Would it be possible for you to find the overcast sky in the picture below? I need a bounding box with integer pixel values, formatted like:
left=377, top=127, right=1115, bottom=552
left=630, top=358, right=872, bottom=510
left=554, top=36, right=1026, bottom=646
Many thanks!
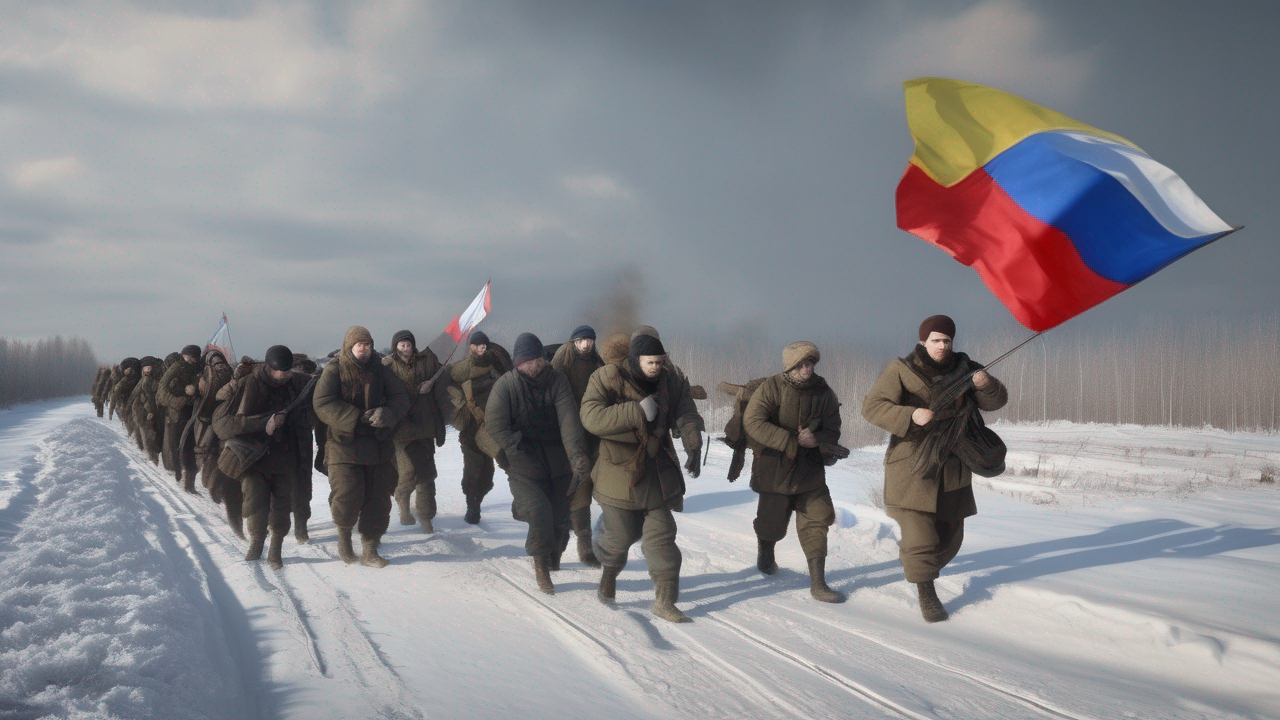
left=1, top=0, right=1274, bottom=361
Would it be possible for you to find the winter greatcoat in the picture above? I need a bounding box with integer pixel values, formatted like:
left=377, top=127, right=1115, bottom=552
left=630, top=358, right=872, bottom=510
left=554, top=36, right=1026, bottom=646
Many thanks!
left=485, top=367, right=590, bottom=482
left=580, top=363, right=702, bottom=511
left=861, top=348, right=1007, bottom=515
left=743, top=373, right=842, bottom=496
left=312, top=348, right=409, bottom=467
left=383, top=348, right=453, bottom=446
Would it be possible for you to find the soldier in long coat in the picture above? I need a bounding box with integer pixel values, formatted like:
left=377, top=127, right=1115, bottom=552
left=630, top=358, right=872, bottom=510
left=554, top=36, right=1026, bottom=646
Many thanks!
left=91, top=367, right=111, bottom=417
left=312, top=326, right=409, bottom=568
left=446, top=331, right=509, bottom=524
left=861, top=315, right=1008, bottom=622
left=109, top=357, right=141, bottom=429
left=157, top=345, right=204, bottom=491
left=197, top=351, right=240, bottom=534
left=214, top=346, right=313, bottom=568
left=290, top=354, right=319, bottom=544
left=487, top=333, right=593, bottom=593
left=131, top=357, right=165, bottom=463
left=550, top=325, right=605, bottom=566
left=580, top=333, right=703, bottom=623
left=384, top=330, right=454, bottom=534
left=743, top=341, right=845, bottom=602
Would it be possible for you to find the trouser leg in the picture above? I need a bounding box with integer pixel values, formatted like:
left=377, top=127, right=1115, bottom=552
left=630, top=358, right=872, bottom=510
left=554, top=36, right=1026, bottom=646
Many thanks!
left=887, top=507, right=965, bottom=583
left=327, top=463, right=365, bottom=530
left=266, top=472, right=294, bottom=535
left=393, top=440, right=417, bottom=515
left=753, top=491, right=794, bottom=544
left=509, top=477, right=556, bottom=557
left=794, top=487, right=836, bottom=560
left=639, top=506, right=681, bottom=584
left=460, top=440, right=495, bottom=500
left=596, top=504, right=645, bottom=570
left=355, top=462, right=395, bottom=538
left=411, top=443, right=438, bottom=521
left=292, top=466, right=313, bottom=522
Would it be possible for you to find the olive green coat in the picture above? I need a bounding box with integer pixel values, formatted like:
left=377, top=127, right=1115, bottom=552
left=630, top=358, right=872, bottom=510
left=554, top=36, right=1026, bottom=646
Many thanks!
left=312, top=353, right=410, bottom=466
left=743, top=373, right=842, bottom=495
left=861, top=352, right=1007, bottom=514
left=157, top=358, right=202, bottom=423
left=580, top=363, right=702, bottom=510
left=485, top=367, right=589, bottom=480
left=383, top=349, right=453, bottom=445
left=550, top=342, right=604, bottom=406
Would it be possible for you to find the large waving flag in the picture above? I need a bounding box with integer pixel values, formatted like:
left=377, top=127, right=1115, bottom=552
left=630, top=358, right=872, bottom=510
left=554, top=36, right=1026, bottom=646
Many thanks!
left=895, top=78, right=1237, bottom=332
left=205, top=313, right=235, bottom=361
left=445, top=280, right=492, bottom=343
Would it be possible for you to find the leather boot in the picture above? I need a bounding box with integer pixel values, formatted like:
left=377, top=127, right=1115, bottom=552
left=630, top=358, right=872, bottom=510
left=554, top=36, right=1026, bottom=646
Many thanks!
left=651, top=581, right=691, bottom=623
left=209, top=474, right=224, bottom=505
left=598, top=565, right=622, bottom=604
left=360, top=533, right=390, bottom=568
left=397, top=499, right=415, bottom=526
left=807, top=556, right=846, bottom=603
left=571, top=507, right=601, bottom=567
left=533, top=555, right=554, bottom=595
left=267, top=531, right=285, bottom=569
left=917, top=581, right=949, bottom=623
left=182, top=472, right=199, bottom=495
left=757, top=538, right=778, bottom=575
left=464, top=494, right=482, bottom=524
left=336, top=527, right=357, bottom=564
left=419, top=517, right=434, bottom=534
left=294, top=518, right=310, bottom=544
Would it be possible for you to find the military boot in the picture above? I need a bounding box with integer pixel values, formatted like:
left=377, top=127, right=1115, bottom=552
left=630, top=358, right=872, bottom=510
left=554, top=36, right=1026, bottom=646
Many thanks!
left=209, top=475, right=224, bottom=505
left=549, top=551, right=562, bottom=572
left=757, top=538, right=778, bottom=575
left=598, top=565, right=622, bottom=605
left=464, top=494, right=482, bottom=524
left=533, top=555, right=555, bottom=595
left=244, top=510, right=268, bottom=562
left=419, top=517, right=434, bottom=534
left=360, top=533, right=390, bottom=568
left=416, top=489, right=436, bottom=534
left=807, top=556, right=846, bottom=603
left=571, top=507, right=601, bottom=567
left=336, top=527, right=357, bottom=564
left=651, top=581, right=691, bottom=623
left=227, top=505, right=245, bottom=540
left=294, top=519, right=310, bottom=544
left=267, top=531, right=285, bottom=569
left=182, top=474, right=199, bottom=495
left=397, top=499, right=415, bottom=526
left=917, top=581, right=949, bottom=623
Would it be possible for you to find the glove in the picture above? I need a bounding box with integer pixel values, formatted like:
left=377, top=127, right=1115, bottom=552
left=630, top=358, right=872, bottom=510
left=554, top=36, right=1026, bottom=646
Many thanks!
left=639, top=395, right=658, bottom=422
left=366, top=407, right=393, bottom=428
left=684, top=447, right=701, bottom=478
left=567, top=470, right=590, bottom=498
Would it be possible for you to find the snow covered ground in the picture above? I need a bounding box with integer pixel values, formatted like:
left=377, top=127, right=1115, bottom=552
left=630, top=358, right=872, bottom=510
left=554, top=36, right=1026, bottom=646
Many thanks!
left=2, top=397, right=1279, bottom=719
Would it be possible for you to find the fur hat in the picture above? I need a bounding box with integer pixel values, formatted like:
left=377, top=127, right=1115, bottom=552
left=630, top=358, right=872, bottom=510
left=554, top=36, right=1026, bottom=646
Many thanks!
left=918, top=315, right=956, bottom=341
left=343, top=326, right=374, bottom=355
left=631, top=325, right=661, bottom=341
left=782, top=341, right=820, bottom=372
left=512, top=333, right=544, bottom=366
left=600, top=333, right=630, bottom=365
left=181, top=344, right=202, bottom=359
left=392, top=330, right=415, bottom=349
left=570, top=325, right=596, bottom=341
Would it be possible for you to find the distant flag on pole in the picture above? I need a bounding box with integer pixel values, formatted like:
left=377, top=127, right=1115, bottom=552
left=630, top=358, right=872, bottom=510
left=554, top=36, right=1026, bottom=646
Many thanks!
left=205, top=313, right=236, bottom=362
left=895, top=78, right=1239, bottom=332
left=445, top=280, right=492, bottom=343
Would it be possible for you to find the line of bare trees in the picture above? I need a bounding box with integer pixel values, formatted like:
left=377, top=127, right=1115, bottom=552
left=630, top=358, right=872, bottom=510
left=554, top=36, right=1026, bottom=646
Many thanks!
left=0, top=336, right=100, bottom=409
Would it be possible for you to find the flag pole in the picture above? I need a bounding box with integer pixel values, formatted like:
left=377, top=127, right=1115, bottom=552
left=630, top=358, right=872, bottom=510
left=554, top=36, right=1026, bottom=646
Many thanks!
left=983, top=330, right=1043, bottom=371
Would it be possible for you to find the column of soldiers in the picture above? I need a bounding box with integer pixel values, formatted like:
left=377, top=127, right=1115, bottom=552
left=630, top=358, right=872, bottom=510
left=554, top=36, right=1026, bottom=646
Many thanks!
left=92, top=313, right=1005, bottom=625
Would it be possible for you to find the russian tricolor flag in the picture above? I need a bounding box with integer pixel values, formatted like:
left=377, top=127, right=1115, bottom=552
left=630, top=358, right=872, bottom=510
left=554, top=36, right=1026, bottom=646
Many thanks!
left=896, top=78, right=1237, bottom=332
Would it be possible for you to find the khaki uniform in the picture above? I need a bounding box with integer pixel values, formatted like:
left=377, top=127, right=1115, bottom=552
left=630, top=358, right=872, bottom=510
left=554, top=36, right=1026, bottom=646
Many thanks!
left=446, top=351, right=507, bottom=508
left=383, top=349, right=453, bottom=523
left=157, top=357, right=203, bottom=485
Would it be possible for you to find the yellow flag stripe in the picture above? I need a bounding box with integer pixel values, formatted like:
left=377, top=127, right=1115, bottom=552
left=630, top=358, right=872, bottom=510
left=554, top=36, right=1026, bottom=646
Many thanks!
left=904, top=77, right=1142, bottom=187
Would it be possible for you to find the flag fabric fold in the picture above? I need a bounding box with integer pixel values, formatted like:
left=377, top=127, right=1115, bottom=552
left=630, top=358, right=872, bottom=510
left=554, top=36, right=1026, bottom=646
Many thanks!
left=205, top=313, right=235, bottom=362
left=445, top=281, right=492, bottom=343
left=896, top=77, right=1235, bottom=332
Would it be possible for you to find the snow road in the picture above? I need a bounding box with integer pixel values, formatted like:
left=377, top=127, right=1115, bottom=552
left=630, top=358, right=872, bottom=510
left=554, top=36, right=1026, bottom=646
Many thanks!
left=2, top=398, right=1278, bottom=719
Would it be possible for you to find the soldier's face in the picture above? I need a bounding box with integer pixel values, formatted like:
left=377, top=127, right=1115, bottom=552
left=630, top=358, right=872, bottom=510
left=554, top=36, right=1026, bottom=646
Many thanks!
left=517, top=357, right=546, bottom=377
left=921, top=333, right=953, bottom=362
left=352, top=341, right=373, bottom=361
left=142, top=366, right=154, bottom=376
left=182, top=354, right=197, bottom=364
left=574, top=338, right=595, bottom=354
left=638, top=355, right=664, bottom=379
left=397, top=340, right=414, bottom=358
left=124, top=367, right=134, bottom=375
left=793, top=360, right=815, bottom=381
left=269, top=368, right=293, bottom=383
left=470, top=343, right=488, bottom=357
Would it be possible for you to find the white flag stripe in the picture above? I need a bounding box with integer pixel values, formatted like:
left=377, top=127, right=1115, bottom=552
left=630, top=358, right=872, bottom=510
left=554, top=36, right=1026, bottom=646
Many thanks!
left=1045, top=131, right=1233, bottom=238
left=456, top=283, right=489, bottom=337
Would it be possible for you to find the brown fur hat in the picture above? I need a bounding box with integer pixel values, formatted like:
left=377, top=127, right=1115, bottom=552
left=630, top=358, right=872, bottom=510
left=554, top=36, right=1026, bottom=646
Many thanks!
left=600, top=333, right=631, bottom=365
left=782, top=341, right=820, bottom=372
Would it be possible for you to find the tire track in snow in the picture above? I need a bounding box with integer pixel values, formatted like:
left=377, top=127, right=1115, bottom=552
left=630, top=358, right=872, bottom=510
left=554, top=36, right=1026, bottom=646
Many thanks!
left=767, top=603, right=1097, bottom=720
left=109, top=421, right=427, bottom=720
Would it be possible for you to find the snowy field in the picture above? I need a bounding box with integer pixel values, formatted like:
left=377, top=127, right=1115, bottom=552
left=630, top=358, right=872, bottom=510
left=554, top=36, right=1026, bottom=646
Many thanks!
left=1, top=397, right=1279, bottom=719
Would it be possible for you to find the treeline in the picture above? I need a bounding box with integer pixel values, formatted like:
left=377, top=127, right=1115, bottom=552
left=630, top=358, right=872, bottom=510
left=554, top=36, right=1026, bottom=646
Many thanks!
left=0, top=336, right=101, bottom=409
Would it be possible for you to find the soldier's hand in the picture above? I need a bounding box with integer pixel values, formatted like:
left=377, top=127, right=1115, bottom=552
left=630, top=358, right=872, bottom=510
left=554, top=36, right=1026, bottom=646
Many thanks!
left=265, top=412, right=287, bottom=435
left=973, top=370, right=990, bottom=388
left=419, top=380, right=435, bottom=394
left=639, top=395, right=659, bottom=422
left=912, top=408, right=934, bottom=426
left=683, top=450, right=701, bottom=478
left=367, top=407, right=393, bottom=428
left=359, top=408, right=375, bottom=425
left=185, top=385, right=196, bottom=396
left=797, top=428, right=819, bottom=448
left=146, top=412, right=154, bottom=422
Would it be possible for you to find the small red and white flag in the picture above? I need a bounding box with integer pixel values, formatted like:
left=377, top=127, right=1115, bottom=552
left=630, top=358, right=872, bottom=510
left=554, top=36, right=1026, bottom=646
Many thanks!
left=444, top=281, right=492, bottom=343
left=205, top=313, right=236, bottom=362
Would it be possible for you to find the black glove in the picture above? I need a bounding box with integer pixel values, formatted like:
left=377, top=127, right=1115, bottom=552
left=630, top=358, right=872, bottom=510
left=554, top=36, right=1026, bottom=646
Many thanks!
left=684, top=447, right=701, bottom=478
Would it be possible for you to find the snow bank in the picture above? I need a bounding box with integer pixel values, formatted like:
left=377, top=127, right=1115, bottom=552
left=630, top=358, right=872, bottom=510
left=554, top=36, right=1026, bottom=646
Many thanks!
left=0, top=419, right=245, bottom=720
